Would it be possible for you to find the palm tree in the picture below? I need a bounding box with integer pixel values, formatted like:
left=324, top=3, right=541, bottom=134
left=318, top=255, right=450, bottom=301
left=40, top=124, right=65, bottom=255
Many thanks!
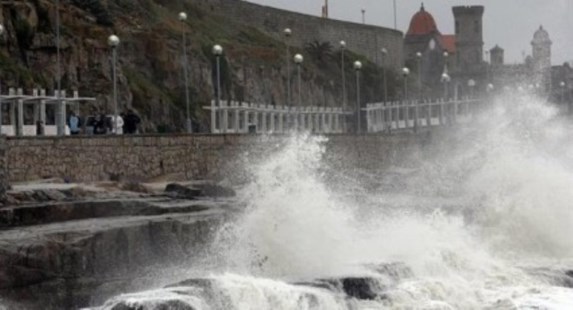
left=304, top=40, right=333, bottom=64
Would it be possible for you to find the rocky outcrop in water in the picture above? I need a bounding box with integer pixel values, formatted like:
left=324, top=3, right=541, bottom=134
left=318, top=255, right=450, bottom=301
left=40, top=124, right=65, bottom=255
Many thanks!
left=0, top=183, right=234, bottom=310
left=92, top=263, right=414, bottom=310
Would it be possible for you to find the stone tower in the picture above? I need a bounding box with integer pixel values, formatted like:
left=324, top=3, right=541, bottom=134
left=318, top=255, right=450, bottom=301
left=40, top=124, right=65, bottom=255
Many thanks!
left=490, top=45, right=504, bottom=67
left=531, top=25, right=552, bottom=88
left=452, top=6, right=484, bottom=74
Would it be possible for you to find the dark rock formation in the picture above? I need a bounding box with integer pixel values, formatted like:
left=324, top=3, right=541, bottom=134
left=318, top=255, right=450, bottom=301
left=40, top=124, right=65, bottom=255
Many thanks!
left=164, top=182, right=235, bottom=199
left=0, top=192, right=230, bottom=310
left=164, top=183, right=202, bottom=199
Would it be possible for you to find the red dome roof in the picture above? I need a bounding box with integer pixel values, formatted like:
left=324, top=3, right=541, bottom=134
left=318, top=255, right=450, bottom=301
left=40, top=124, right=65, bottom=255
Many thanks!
left=407, top=4, right=439, bottom=36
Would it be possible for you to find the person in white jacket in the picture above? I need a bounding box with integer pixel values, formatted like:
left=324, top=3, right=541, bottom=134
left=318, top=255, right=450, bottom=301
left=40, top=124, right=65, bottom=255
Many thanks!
left=110, top=114, right=124, bottom=134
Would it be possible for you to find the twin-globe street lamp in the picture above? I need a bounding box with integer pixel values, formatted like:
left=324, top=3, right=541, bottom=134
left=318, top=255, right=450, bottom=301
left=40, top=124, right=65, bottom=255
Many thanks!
left=354, top=61, right=362, bottom=133
left=178, top=12, right=192, bottom=133
left=108, top=34, right=120, bottom=134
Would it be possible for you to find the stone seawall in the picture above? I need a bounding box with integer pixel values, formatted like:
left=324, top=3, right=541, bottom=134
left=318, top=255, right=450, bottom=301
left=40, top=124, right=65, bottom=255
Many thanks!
left=204, top=0, right=404, bottom=69
left=6, top=134, right=427, bottom=183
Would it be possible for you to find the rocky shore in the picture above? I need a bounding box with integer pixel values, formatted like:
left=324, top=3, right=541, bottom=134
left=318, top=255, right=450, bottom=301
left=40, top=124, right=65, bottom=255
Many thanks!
left=0, top=180, right=237, bottom=310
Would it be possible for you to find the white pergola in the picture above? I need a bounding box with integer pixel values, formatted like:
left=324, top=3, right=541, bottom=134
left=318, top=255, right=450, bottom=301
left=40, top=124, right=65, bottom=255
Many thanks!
left=1, top=88, right=96, bottom=136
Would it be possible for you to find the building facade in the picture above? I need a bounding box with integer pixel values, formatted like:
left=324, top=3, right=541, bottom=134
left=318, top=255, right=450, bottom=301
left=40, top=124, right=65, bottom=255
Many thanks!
left=403, top=4, right=486, bottom=99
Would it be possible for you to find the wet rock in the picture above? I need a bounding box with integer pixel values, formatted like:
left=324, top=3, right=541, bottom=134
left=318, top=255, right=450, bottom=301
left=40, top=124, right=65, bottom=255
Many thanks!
left=566, top=270, right=573, bottom=278
left=121, top=182, right=151, bottom=194
left=194, top=183, right=236, bottom=198
left=340, top=278, right=378, bottom=300
left=164, top=184, right=202, bottom=200
left=109, top=300, right=196, bottom=310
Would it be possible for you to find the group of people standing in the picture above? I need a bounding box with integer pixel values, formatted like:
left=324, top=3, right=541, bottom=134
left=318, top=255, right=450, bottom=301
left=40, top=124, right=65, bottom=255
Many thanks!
left=67, top=109, right=141, bottom=135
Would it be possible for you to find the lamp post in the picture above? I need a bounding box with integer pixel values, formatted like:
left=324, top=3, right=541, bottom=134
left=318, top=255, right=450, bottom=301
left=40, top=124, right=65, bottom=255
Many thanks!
left=416, top=52, right=423, bottom=99
left=178, top=12, right=192, bottom=133
left=354, top=61, right=362, bottom=133
left=284, top=28, right=292, bottom=110
left=441, top=72, right=451, bottom=125
left=340, top=40, right=347, bottom=109
left=0, top=24, right=4, bottom=136
left=56, top=0, right=64, bottom=135
left=213, top=44, right=223, bottom=108
left=468, top=79, right=476, bottom=99
left=294, top=53, right=303, bottom=130
left=402, top=67, right=410, bottom=100
left=443, top=51, right=449, bottom=74
left=560, top=81, right=566, bottom=105
left=381, top=48, right=388, bottom=103
left=441, top=72, right=451, bottom=100
left=487, top=83, right=494, bottom=94
left=108, top=35, right=120, bottom=135
left=212, top=45, right=223, bottom=133
left=402, top=67, right=410, bottom=129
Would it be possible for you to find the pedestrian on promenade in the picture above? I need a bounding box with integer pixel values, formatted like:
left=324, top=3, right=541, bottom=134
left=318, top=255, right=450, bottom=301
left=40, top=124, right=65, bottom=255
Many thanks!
left=68, top=112, right=81, bottom=135
left=111, top=114, right=124, bottom=135
left=123, top=109, right=141, bottom=134
left=93, top=114, right=107, bottom=135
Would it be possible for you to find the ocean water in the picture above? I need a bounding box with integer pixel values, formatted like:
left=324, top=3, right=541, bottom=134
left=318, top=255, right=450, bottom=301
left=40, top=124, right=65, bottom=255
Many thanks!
left=97, top=92, right=573, bottom=309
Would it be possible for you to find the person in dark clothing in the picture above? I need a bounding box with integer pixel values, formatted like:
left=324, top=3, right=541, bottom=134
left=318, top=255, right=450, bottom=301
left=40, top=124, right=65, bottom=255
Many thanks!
left=93, top=114, right=107, bottom=135
left=36, top=120, right=44, bottom=136
left=123, top=109, right=141, bottom=134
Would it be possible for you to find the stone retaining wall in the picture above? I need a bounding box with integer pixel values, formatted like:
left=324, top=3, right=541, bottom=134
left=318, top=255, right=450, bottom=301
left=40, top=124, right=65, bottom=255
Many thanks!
left=203, top=0, right=404, bottom=69
left=5, top=134, right=428, bottom=183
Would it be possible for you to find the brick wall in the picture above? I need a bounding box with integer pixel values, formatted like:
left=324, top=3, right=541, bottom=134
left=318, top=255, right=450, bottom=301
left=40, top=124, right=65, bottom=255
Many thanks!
left=5, top=134, right=427, bottom=183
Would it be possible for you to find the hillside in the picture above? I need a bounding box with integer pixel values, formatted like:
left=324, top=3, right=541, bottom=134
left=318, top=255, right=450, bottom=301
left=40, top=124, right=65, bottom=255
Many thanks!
left=0, top=0, right=399, bottom=132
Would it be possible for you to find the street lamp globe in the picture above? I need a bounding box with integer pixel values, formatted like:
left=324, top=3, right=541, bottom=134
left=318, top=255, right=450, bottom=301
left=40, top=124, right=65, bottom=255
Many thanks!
left=402, top=67, right=410, bottom=77
left=353, top=61, right=362, bottom=71
left=340, top=40, right=346, bottom=49
left=443, top=51, right=449, bottom=58
left=416, top=52, right=422, bottom=58
left=441, top=73, right=450, bottom=83
left=381, top=48, right=388, bottom=55
left=178, top=12, right=188, bottom=22
left=560, top=81, right=566, bottom=87
left=468, top=79, right=476, bottom=87
left=487, top=83, right=494, bottom=92
left=284, top=28, right=292, bottom=37
left=108, top=35, right=120, bottom=47
left=212, top=44, right=223, bottom=56
left=294, top=54, right=304, bottom=64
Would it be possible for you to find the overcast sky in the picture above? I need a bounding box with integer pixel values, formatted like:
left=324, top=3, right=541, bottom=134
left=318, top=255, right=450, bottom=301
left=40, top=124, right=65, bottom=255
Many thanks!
left=247, top=0, right=572, bottom=65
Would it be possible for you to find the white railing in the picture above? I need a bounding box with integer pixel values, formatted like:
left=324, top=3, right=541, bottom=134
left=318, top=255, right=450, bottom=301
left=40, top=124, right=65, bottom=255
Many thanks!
left=364, top=97, right=481, bottom=133
left=205, top=100, right=353, bottom=134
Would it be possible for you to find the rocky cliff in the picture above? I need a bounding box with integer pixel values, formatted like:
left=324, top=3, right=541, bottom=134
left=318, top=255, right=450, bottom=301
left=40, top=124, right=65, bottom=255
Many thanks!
left=0, top=0, right=399, bottom=132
